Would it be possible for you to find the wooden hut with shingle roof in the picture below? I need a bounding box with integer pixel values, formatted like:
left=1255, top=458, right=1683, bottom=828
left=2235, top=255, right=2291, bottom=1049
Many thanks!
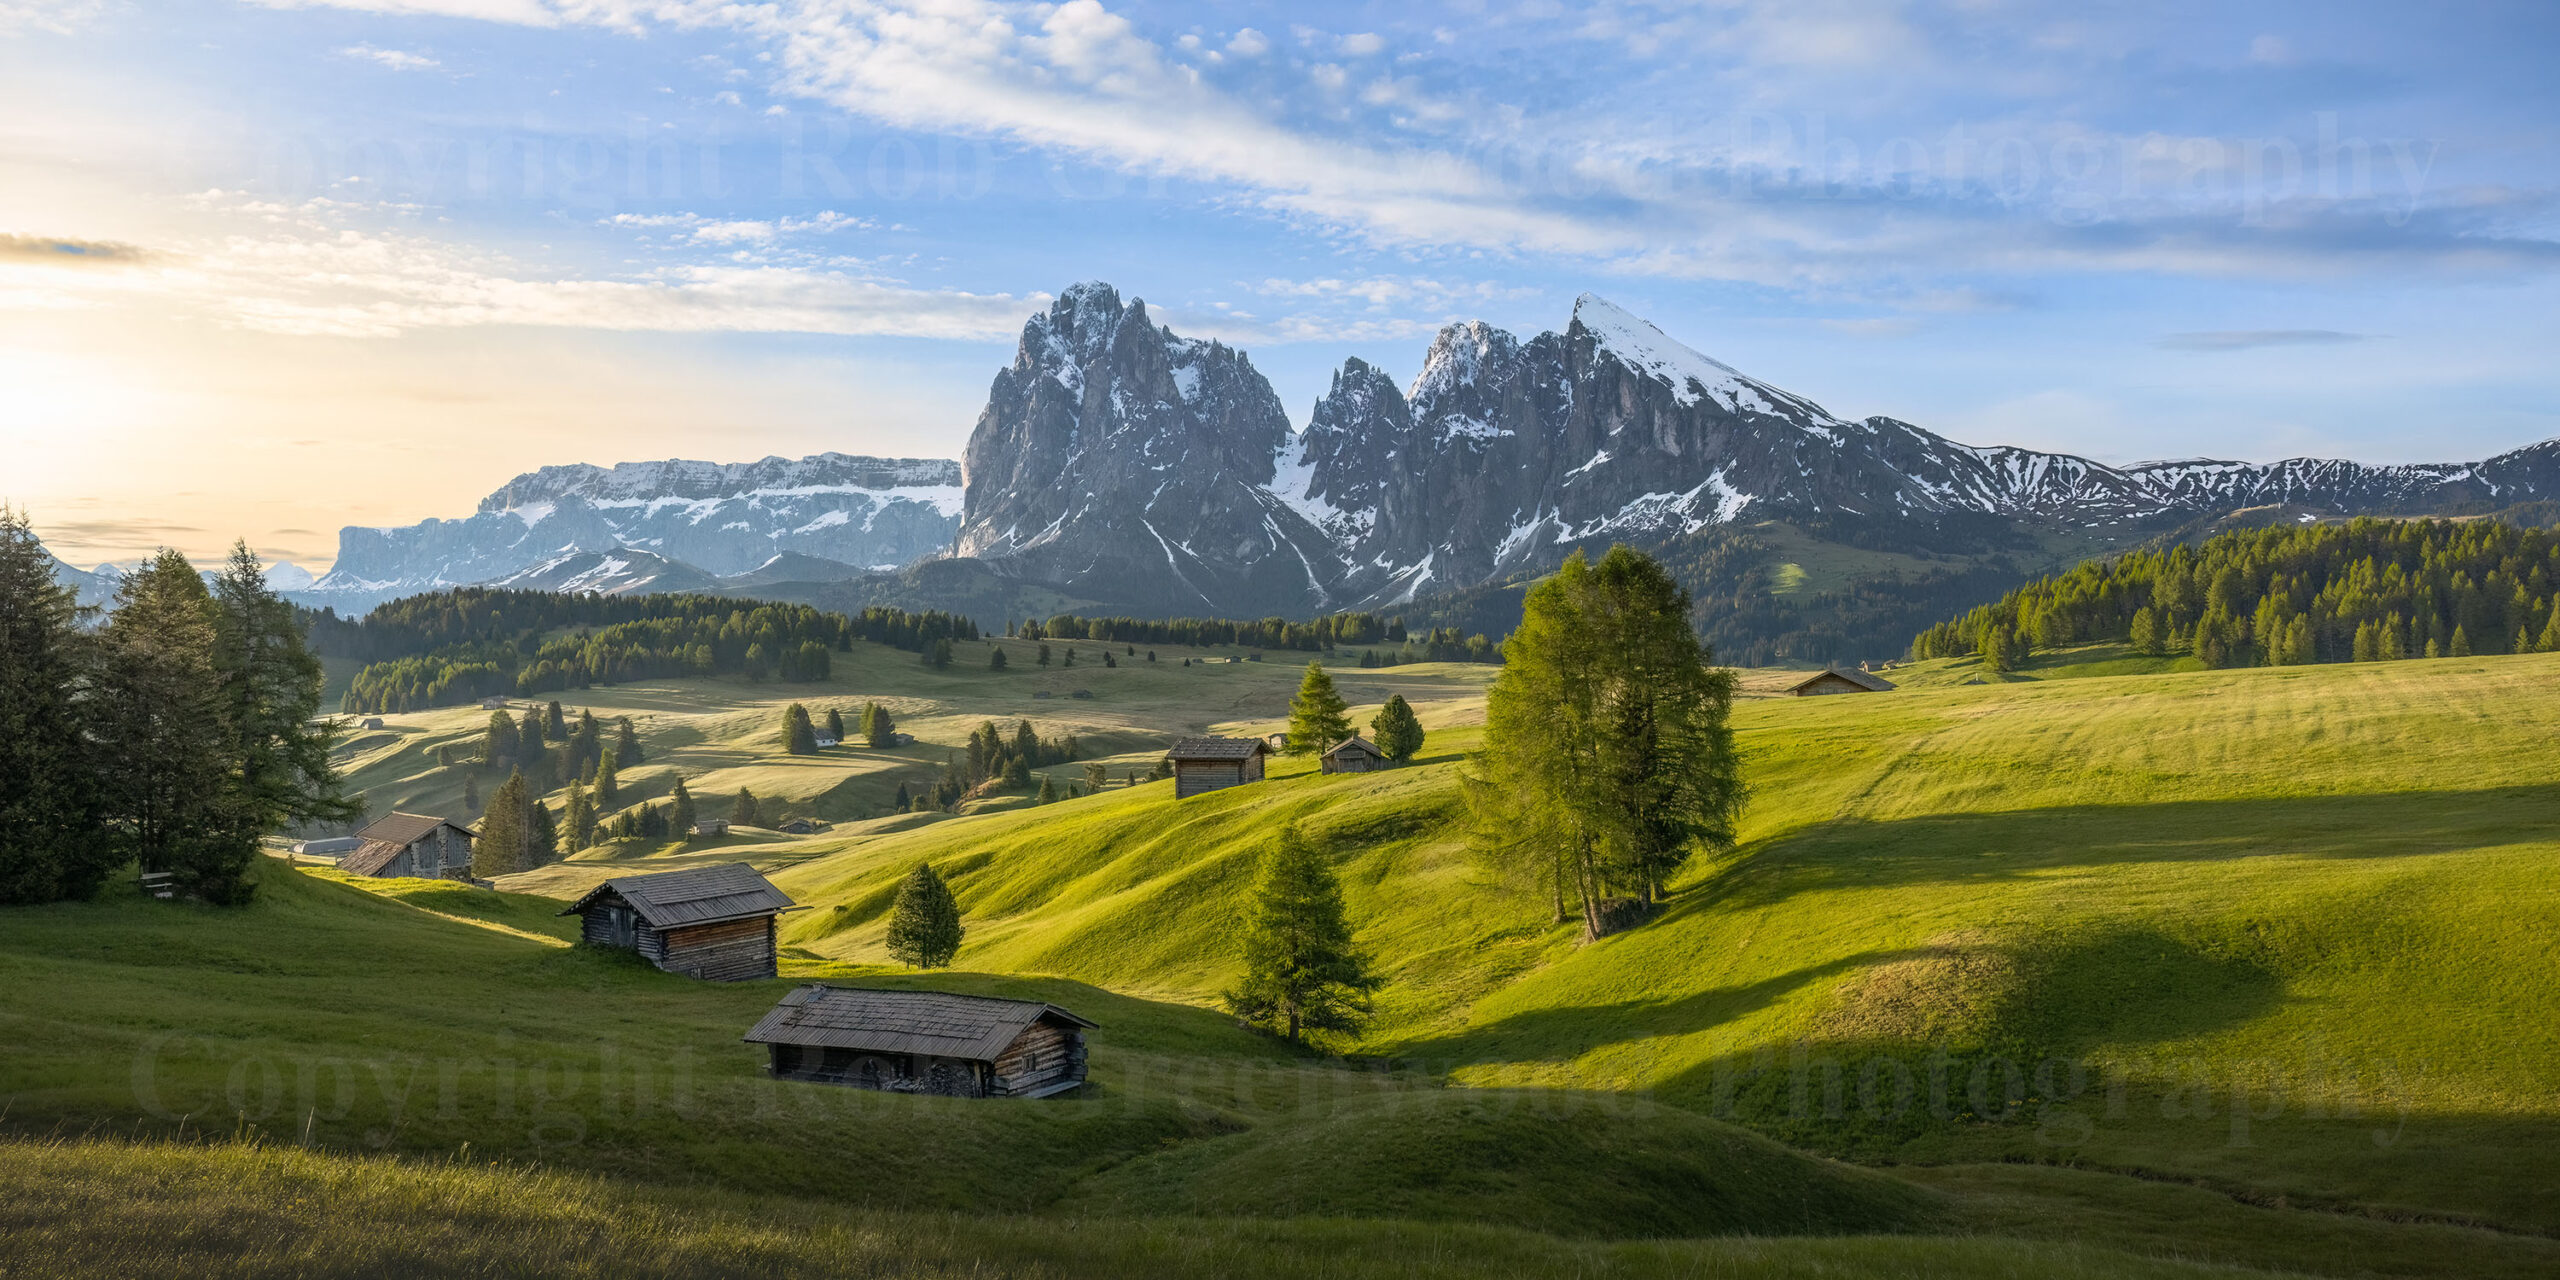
left=1166, top=735, right=1270, bottom=798
left=742, top=984, right=1094, bottom=1098
left=1784, top=667, right=1897, bottom=697
left=1320, top=735, right=1388, bottom=774
left=558, top=863, right=793, bottom=981
left=340, top=812, right=477, bottom=880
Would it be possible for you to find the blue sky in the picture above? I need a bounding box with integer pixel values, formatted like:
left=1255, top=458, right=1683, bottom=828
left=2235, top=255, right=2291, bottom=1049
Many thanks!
left=2, top=0, right=2556, bottom=567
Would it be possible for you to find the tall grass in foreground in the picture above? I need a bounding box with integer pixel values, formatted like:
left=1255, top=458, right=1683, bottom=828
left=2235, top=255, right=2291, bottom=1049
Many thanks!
left=0, top=1136, right=2275, bottom=1280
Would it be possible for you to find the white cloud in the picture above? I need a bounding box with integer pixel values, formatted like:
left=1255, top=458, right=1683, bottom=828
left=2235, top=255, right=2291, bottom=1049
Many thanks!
left=1225, top=26, right=1268, bottom=57
left=340, top=43, right=441, bottom=70
left=0, top=0, right=106, bottom=35
left=1339, top=31, right=1384, bottom=56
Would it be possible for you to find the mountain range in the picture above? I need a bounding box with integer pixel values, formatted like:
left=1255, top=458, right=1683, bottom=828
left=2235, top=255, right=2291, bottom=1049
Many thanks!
left=99, top=281, right=2560, bottom=659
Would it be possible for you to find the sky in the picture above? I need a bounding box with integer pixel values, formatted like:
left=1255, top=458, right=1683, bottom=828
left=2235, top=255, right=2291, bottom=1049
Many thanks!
left=3, top=0, right=2556, bottom=571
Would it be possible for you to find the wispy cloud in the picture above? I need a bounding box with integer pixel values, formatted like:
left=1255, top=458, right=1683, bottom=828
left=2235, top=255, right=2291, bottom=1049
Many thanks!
left=340, top=43, right=441, bottom=71
left=2155, top=329, right=2372, bottom=351
left=0, top=232, right=150, bottom=265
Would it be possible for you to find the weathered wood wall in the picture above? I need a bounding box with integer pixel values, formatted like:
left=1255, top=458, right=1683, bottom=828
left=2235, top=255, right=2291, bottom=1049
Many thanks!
left=654, top=914, right=778, bottom=982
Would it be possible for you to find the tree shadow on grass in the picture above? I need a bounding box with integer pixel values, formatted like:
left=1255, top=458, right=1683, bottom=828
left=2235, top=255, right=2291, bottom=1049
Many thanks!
left=1689, top=782, right=2560, bottom=914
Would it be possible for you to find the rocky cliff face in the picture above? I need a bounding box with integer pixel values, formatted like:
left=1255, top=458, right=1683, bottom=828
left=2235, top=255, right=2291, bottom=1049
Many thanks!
left=955, top=282, right=1344, bottom=615
left=307, top=453, right=962, bottom=608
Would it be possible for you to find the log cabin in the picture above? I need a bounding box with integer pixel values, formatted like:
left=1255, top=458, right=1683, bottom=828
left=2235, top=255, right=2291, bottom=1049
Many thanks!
left=742, top=985, right=1094, bottom=1098
left=1784, top=667, right=1897, bottom=696
left=339, top=813, right=477, bottom=880
left=557, top=863, right=793, bottom=981
left=1320, top=735, right=1388, bottom=774
left=1167, top=736, right=1270, bottom=798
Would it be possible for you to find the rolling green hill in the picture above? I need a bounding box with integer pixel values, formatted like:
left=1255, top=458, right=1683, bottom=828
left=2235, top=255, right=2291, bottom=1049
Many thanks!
left=9, top=642, right=2560, bottom=1276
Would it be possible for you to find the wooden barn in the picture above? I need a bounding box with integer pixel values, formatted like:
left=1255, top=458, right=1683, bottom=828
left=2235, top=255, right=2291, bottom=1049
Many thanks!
left=1167, top=736, right=1270, bottom=798
left=742, top=984, right=1094, bottom=1099
left=557, top=863, right=793, bottom=981
left=1320, top=735, right=1388, bottom=774
left=339, top=813, right=477, bottom=880
left=1785, top=667, right=1897, bottom=697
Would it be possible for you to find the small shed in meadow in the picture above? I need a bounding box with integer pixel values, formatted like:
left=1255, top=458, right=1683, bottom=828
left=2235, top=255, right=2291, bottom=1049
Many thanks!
left=1320, top=735, right=1389, bottom=775
left=1785, top=667, right=1897, bottom=697
left=693, top=818, right=731, bottom=839
left=1167, top=736, right=1269, bottom=798
left=357, top=717, right=386, bottom=730
left=558, top=862, right=793, bottom=981
left=340, top=812, right=478, bottom=880
left=742, top=985, right=1094, bottom=1098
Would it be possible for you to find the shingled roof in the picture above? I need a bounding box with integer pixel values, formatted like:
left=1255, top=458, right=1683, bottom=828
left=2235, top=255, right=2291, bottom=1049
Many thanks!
left=355, top=811, right=474, bottom=848
left=1789, top=667, right=1897, bottom=693
left=1167, top=736, right=1269, bottom=761
left=741, top=985, right=1095, bottom=1062
left=1324, top=735, right=1383, bottom=758
left=558, top=862, right=794, bottom=929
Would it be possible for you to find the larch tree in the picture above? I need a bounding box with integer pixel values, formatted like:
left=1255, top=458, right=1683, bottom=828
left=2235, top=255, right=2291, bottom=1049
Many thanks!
left=1464, top=545, right=1743, bottom=939
left=1223, top=825, right=1376, bottom=1043
left=884, top=862, right=964, bottom=968
left=1285, top=662, right=1351, bottom=755
left=1369, top=694, right=1424, bottom=763
left=563, top=779, right=595, bottom=852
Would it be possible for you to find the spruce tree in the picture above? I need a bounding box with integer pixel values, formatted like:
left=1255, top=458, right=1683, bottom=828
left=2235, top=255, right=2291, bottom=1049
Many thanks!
left=474, top=770, right=527, bottom=877
left=825, top=707, right=845, bottom=741
left=2451, top=624, right=2472, bottom=658
left=616, top=716, right=644, bottom=764
left=733, top=786, right=758, bottom=825
left=783, top=702, right=818, bottom=755
left=563, top=780, right=595, bottom=852
left=1002, top=755, right=1032, bottom=789
left=484, top=710, right=519, bottom=769
left=211, top=542, right=355, bottom=844
left=1035, top=774, right=1058, bottom=804
left=884, top=862, right=964, bottom=968
left=670, top=777, right=697, bottom=836
left=1285, top=661, right=1352, bottom=755
left=1223, top=825, right=1377, bottom=1043
left=526, top=797, right=558, bottom=867
left=95, top=550, right=259, bottom=901
left=1370, top=694, right=1424, bottom=763
left=590, top=748, right=620, bottom=809
left=989, top=646, right=1008, bottom=670
left=519, top=706, right=545, bottom=747
left=892, top=780, right=911, bottom=811
left=545, top=700, right=566, bottom=738
left=0, top=510, right=116, bottom=903
left=865, top=702, right=896, bottom=748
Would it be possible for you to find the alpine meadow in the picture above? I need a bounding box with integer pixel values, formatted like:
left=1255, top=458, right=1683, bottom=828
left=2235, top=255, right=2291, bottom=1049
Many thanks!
left=8, top=3, right=2560, bottom=1278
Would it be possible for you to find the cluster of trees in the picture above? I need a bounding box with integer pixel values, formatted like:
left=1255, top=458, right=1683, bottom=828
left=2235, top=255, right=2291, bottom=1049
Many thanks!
left=332, top=590, right=974, bottom=713
left=1281, top=665, right=1424, bottom=762
left=1466, top=546, right=1744, bottom=940
left=1016, top=611, right=1403, bottom=651
left=1910, top=518, right=2560, bottom=671
left=0, top=516, right=353, bottom=905
left=481, top=703, right=641, bottom=790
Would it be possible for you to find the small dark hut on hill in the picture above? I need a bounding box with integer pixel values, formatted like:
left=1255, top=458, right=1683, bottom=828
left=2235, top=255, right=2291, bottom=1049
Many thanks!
left=1785, top=667, right=1897, bottom=697
left=1320, top=735, right=1388, bottom=775
left=742, top=985, right=1094, bottom=1098
left=341, top=813, right=477, bottom=880
left=1167, top=736, right=1269, bottom=798
left=558, top=863, right=793, bottom=981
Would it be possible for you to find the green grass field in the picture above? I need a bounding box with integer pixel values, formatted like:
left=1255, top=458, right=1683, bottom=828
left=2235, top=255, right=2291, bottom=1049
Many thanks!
left=8, top=640, right=2560, bottom=1276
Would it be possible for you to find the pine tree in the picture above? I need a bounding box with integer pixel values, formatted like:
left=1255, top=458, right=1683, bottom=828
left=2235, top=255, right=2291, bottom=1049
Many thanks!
left=1002, top=755, right=1032, bottom=789
left=670, top=777, right=697, bottom=837
left=782, top=703, right=818, bottom=755
left=2353, top=620, right=2380, bottom=662
left=1035, top=774, right=1058, bottom=804
left=545, top=700, right=566, bottom=738
left=1286, top=662, right=1352, bottom=755
left=866, top=702, right=897, bottom=748
left=733, top=786, right=758, bottom=826
left=892, top=780, right=911, bottom=811
left=563, top=780, right=595, bottom=852
left=1222, top=825, right=1376, bottom=1043
left=474, top=770, right=528, bottom=877
left=1037, top=643, right=1051, bottom=667
left=1370, top=694, right=1424, bottom=763
left=526, top=797, right=558, bottom=868
left=989, top=646, right=1008, bottom=670
left=616, top=716, right=644, bottom=764
left=519, top=706, right=545, bottom=747
left=884, top=862, right=964, bottom=968
left=0, top=510, right=116, bottom=903
left=825, top=707, right=846, bottom=741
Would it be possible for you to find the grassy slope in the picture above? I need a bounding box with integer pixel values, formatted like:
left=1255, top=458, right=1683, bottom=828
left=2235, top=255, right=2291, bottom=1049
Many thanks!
left=769, top=650, right=2560, bottom=1243
left=13, top=648, right=2560, bottom=1275
left=0, top=1138, right=2269, bottom=1280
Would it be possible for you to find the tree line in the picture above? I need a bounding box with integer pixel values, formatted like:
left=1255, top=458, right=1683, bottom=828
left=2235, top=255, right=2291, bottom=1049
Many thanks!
left=339, top=590, right=975, bottom=713
left=0, top=513, right=351, bottom=905
left=1910, top=517, right=2560, bottom=670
